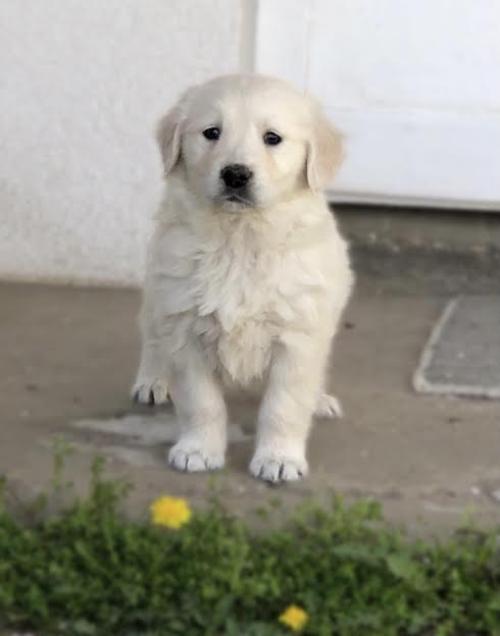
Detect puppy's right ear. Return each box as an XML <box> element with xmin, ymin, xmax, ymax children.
<box><xmin>156</xmin><ymin>88</ymin><xmax>192</xmax><ymax>177</ymax></box>
<box><xmin>306</xmin><ymin>106</ymin><xmax>344</xmax><ymax>191</ymax></box>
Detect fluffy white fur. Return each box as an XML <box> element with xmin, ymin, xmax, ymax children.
<box><xmin>132</xmin><ymin>75</ymin><xmax>353</xmax><ymax>482</ymax></box>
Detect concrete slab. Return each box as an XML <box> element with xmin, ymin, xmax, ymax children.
<box><xmin>414</xmin><ymin>296</ymin><xmax>500</xmax><ymax>398</ymax></box>
<box><xmin>1</xmin><ymin>281</ymin><xmax>500</xmax><ymax>536</ymax></box>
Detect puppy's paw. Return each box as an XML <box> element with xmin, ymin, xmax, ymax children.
<box><xmin>168</xmin><ymin>439</ymin><xmax>225</xmax><ymax>473</ymax></box>
<box><xmin>131</xmin><ymin>378</ymin><xmax>170</xmax><ymax>406</ymax></box>
<box><xmin>315</xmin><ymin>393</ymin><xmax>343</xmax><ymax>419</ymax></box>
<box><xmin>249</xmin><ymin>452</ymin><xmax>308</xmax><ymax>483</ymax></box>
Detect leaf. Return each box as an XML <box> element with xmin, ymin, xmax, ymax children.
<box><xmin>386</xmin><ymin>554</ymin><xmax>425</xmax><ymax>588</ymax></box>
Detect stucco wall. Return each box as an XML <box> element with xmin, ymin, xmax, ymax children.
<box><xmin>0</xmin><ymin>0</ymin><xmax>246</xmax><ymax>286</ymax></box>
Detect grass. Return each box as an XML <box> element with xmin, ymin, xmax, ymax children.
<box><xmin>1</xmin><ymin>451</ymin><xmax>500</xmax><ymax>635</ymax></box>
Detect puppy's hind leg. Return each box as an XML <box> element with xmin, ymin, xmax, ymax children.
<box><xmin>131</xmin><ymin>338</ymin><xmax>170</xmax><ymax>405</ymax></box>
<box><xmin>315</xmin><ymin>393</ymin><xmax>343</xmax><ymax>419</ymax></box>
<box><xmin>314</xmin><ymin>296</ymin><xmax>352</xmax><ymax>420</ymax></box>
<box><xmin>131</xmin><ymin>297</ymin><xmax>169</xmax><ymax>405</ymax></box>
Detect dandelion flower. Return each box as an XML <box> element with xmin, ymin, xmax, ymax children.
<box><xmin>279</xmin><ymin>605</ymin><xmax>309</xmax><ymax>632</ymax></box>
<box><xmin>150</xmin><ymin>496</ymin><xmax>192</xmax><ymax>529</ymax></box>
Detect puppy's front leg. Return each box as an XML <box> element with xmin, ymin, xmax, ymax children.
<box><xmin>167</xmin><ymin>345</ymin><xmax>227</xmax><ymax>472</ymax></box>
<box><xmin>250</xmin><ymin>337</ymin><xmax>326</xmax><ymax>483</ymax></box>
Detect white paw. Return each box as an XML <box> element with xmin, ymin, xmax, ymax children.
<box><xmin>168</xmin><ymin>439</ymin><xmax>225</xmax><ymax>473</ymax></box>
<box><xmin>249</xmin><ymin>453</ymin><xmax>308</xmax><ymax>483</ymax></box>
<box><xmin>131</xmin><ymin>378</ymin><xmax>170</xmax><ymax>405</ymax></box>
<box><xmin>315</xmin><ymin>393</ymin><xmax>343</xmax><ymax>419</ymax></box>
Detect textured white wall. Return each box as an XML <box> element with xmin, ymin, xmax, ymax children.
<box><xmin>0</xmin><ymin>0</ymin><xmax>245</xmax><ymax>286</ymax></box>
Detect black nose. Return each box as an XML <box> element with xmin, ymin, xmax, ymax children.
<box><xmin>220</xmin><ymin>164</ymin><xmax>253</xmax><ymax>189</ymax></box>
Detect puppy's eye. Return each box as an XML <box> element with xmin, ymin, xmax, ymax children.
<box><xmin>263</xmin><ymin>131</ymin><xmax>282</xmax><ymax>146</ymax></box>
<box><xmin>202</xmin><ymin>126</ymin><xmax>221</xmax><ymax>141</ymax></box>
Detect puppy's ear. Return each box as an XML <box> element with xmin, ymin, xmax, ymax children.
<box><xmin>306</xmin><ymin>108</ymin><xmax>344</xmax><ymax>191</ymax></box>
<box><xmin>156</xmin><ymin>88</ymin><xmax>193</xmax><ymax>177</ymax></box>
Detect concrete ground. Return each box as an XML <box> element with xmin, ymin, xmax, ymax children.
<box><xmin>1</xmin><ymin>271</ymin><xmax>500</xmax><ymax>536</ymax></box>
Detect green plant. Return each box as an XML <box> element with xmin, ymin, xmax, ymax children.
<box><xmin>1</xmin><ymin>454</ymin><xmax>500</xmax><ymax>635</ymax></box>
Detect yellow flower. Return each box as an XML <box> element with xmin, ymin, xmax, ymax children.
<box><xmin>279</xmin><ymin>605</ymin><xmax>309</xmax><ymax>632</ymax></box>
<box><xmin>150</xmin><ymin>496</ymin><xmax>192</xmax><ymax>529</ymax></box>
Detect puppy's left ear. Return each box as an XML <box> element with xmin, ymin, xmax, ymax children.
<box><xmin>306</xmin><ymin>108</ymin><xmax>344</xmax><ymax>191</ymax></box>
<box><xmin>156</xmin><ymin>107</ymin><xmax>183</xmax><ymax>177</ymax></box>
<box><xmin>156</xmin><ymin>87</ymin><xmax>193</xmax><ymax>177</ymax></box>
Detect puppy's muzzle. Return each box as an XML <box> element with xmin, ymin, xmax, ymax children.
<box><xmin>219</xmin><ymin>164</ymin><xmax>255</xmax><ymax>207</ymax></box>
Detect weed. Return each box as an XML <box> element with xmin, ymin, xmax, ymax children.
<box><xmin>1</xmin><ymin>455</ymin><xmax>500</xmax><ymax>635</ymax></box>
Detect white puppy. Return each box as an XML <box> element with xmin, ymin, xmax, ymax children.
<box><xmin>132</xmin><ymin>74</ymin><xmax>353</xmax><ymax>482</ymax></box>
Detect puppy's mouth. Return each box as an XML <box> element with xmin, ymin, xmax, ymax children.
<box><xmin>219</xmin><ymin>190</ymin><xmax>255</xmax><ymax>209</ymax></box>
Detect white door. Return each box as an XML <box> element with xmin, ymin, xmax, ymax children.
<box><xmin>255</xmin><ymin>0</ymin><xmax>500</xmax><ymax>210</ymax></box>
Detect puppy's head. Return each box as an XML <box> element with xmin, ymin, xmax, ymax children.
<box><xmin>157</xmin><ymin>74</ymin><xmax>343</xmax><ymax>211</ymax></box>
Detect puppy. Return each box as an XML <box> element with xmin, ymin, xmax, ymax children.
<box><xmin>132</xmin><ymin>74</ymin><xmax>353</xmax><ymax>482</ymax></box>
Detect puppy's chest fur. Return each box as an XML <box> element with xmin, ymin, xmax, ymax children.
<box><xmin>189</xmin><ymin>225</ymin><xmax>322</xmax><ymax>385</ymax></box>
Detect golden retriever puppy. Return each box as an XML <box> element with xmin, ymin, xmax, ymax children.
<box><xmin>132</xmin><ymin>74</ymin><xmax>353</xmax><ymax>482</ymax></box>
